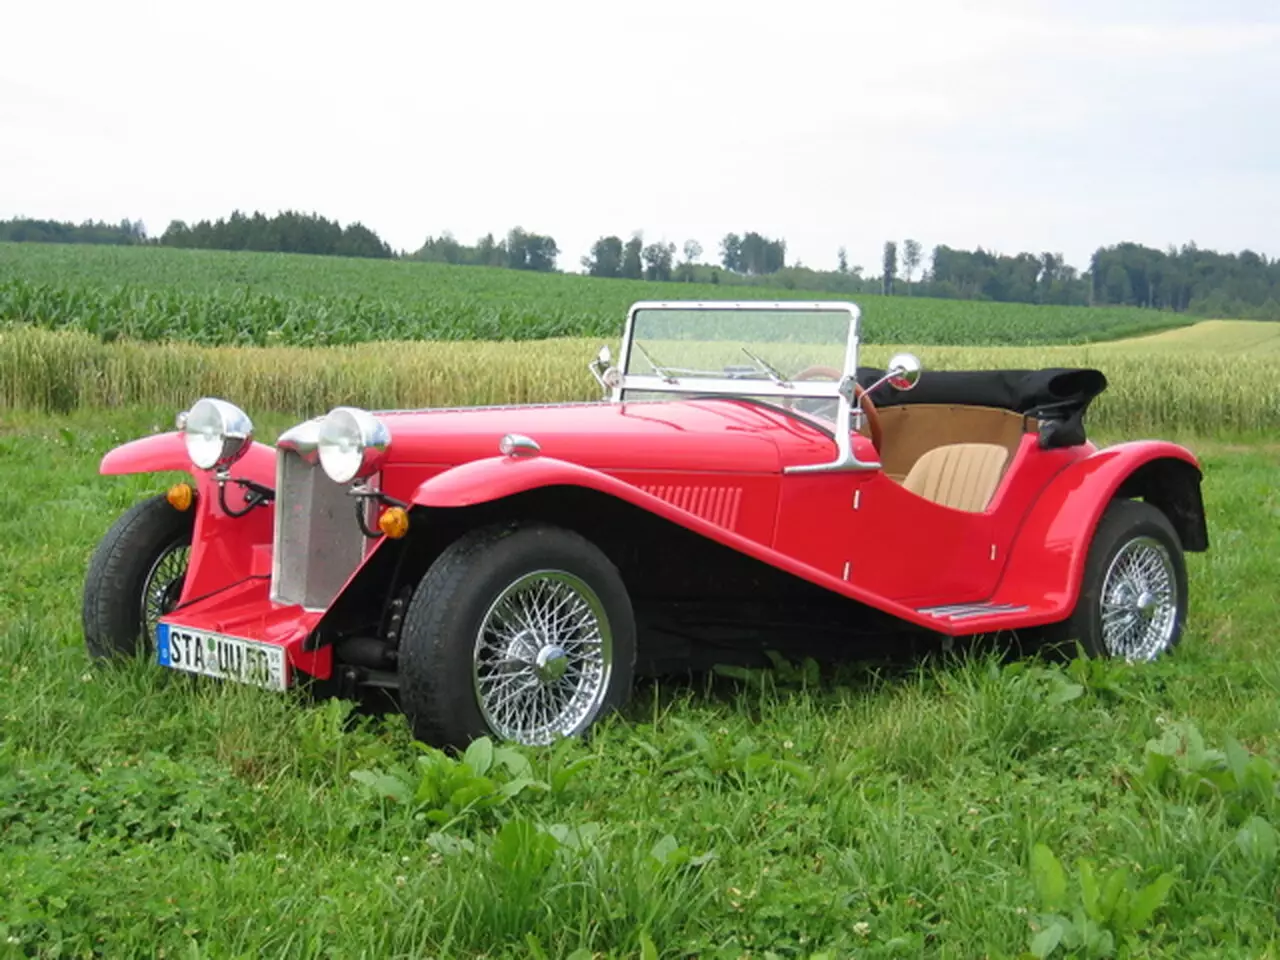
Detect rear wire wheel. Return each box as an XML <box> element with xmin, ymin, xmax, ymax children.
<box><xmin>399</xmin><ymin>523</ymin><xmax>636</xmax><ymax>749</ymax></box>
<box><xmin>1069</xmin><ymin>499</ymin><xmax>1187</xmax><ymax>661</ymax></box>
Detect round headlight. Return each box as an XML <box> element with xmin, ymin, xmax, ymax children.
<box><xmin>181</xmin><ymin>398</ymin><xmax>254</xmax><ymax>471</ymax></box>
<box><xmin>317</xmin><ymin>407</ymin><xmax>390</xmax><ymax>484</ymax></box>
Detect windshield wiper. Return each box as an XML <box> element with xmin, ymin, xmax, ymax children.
<box><xmin>740</xmin><ymin>347</ymin><xmax>792</xmax><ymax>386</ymax></box>
<box><xmin>633</xmin><ymin>342</ymin><xmax>678</xmax><ymax>383</ymax></box>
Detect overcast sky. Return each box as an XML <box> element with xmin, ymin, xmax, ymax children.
<box><xmin>2</xmin><ymin>0</ymin><xmax>1277</xmax><ymax>274</ymax></box>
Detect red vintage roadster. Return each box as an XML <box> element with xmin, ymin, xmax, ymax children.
<box><xmin>84</xmin><ymin>302</ymin><xmax>1207</xmax><ymax>747</ymax></box>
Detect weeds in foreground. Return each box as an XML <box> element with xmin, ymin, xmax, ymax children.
<box><xmin>0</xmin><ymin>416</ymin><xmax>1278</xmax><ymax>956</ymax></box>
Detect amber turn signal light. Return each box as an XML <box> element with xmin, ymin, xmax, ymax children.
<box><xmin>378</xmin><ymin>506</ymin><xmax>410</xmax><ymax>539</ymax></box>
<box><xmin>166</xmin><ymin>482</ymin><xmax>195</xmax><ymax>512</ymax></box>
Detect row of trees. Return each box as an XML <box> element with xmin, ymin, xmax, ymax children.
<box><xmin>0</xmin><ymin>218</ymin><xmax>147</xmax><ymax>245</ymax></box>
<box><xmin>4</xmin><ymin>215</ymin><xmax>1278</xmax><ymax>319</ymax></box>
<box><xmin>160</xmin><ymin>211</ymin><xmax>392</xmax><ymax>259</ymax></box>
<box><xmin>581</xmin><ymin>234</ymin><xmax>690</xmax><ymax>281</ymax></box>
<box><xmin>412</xmin><ymin>228</ymin><xmax>559</xmax><ymax>272</ymax></box>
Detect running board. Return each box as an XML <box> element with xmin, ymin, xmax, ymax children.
<box><xmin>917</xmin><ymin>602</ymin><xmax>1031</xmax><ymax>623</ymax></box>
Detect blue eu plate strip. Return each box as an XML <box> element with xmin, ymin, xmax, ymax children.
<box><xmin>156</xmin><ymin>623</ymin><xmax>171</xmax><ymax>666</ymax></box>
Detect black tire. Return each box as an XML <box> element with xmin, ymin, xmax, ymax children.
<box><xmin>1067</xmin><ymin>498</ymin><xmax>1187</xmax><ymax>660</ymax></box>
<box><xmin>399</xmin><ymin>522</ymin><xmax>637</xmax><ymax>749</ymax></box>
<box><xmin>83</xmin><ymin>493</ymin><xmax>194</xmax><ymax>661</ymax></box>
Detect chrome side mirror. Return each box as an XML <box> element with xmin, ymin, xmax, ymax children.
<box><xmin>885</xmin><ymin>352</ymin><xmax>922</xmax><ymax>391</ymax></box>
<box><xmin>589</xmin><ymin>345</ymin><xmax>621</xmax><ymax>395</ymax></box>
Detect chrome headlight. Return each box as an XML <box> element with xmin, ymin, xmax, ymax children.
<box><xmin>317</xmin><ymin>407</ymin><xmax>390</xmax><ymax>484</ymax></box>
<box><xmin>179</xmin><ymin>398</ymin><xmax>254</xmax><ymax>471</ymax></box>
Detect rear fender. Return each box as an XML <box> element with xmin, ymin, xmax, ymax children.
<box><xmin>990</xmin><ymin>441</ymin><xmax>1204</xmax><ymax>623</ymax></box>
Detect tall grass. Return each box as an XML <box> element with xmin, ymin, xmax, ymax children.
<box><xmin>3</xmin><ymin>326</ymin><xmax>1277</xmax><ymax>434</ymax></box>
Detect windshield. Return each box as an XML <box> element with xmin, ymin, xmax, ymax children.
<box><xmin>618</xmin><ymin>305</ymin><xmax>857</xmax><ymax>410</ymax></box>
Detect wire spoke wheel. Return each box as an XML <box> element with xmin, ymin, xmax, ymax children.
<box><xmin>473</xmin><ymin>570</ymin><xmax>613</xmax><ymax>745</ymax></box>
<box><xmin>1099</xmin><ymin>535</ymin><xmax>1178</xmax><ymax>661</ymax></box>
<box><xmin>140</xmin><ymin>542</ymin><xmax>189</xmax><ymax>647</ymax></box>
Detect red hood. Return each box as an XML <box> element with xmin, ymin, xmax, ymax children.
<box><xmin>373</xmin><ymin>399</ymin><xmax>834</xmax><ymax>473</ymax></box>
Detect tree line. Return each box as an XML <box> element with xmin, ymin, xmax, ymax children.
<box><xmin>3</xmin><ymin>214</ymin><xmax>1277</xmax><ymax>319</ymax></box>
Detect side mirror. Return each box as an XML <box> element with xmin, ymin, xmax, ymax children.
<box><xmin>589</xmin><ymin>345</ymin><xmax>621</xmax><ymax>394</ymax></box>
<box><xmin>885</xmin><ymin>352</ymin><xmax>922</xmax><ymax>391</ymax></box>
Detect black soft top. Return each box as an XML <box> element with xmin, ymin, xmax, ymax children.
<box><xmin>855</xmin><ymin>366</ymin><xmax>1108</xmax><ymax>448</ymax></box>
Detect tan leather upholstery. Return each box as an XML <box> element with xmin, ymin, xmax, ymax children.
<box><xmin>901</xmin><ymin>442</ymin><xmax>1010</xmax><ymax>512</ymax></box>
<box><xmin>872</xmin><ymin>404</ymin><xmax>1030</xmax><ymax>482</ymax></box>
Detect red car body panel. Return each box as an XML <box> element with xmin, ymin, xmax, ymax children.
<box><xmin>101</xmin><ymin>396</ymin><xmax>1202</xmax><ymax>681</ymax></box>
<box><xmin>985</xmin><ymin>441</ymin><xmax>1202</xmax><ymax>626</ymax></box>
<box><xmin>101</xmin><ymin>432</ymin><xmax>279</xmax><ymax>608</ymax></box>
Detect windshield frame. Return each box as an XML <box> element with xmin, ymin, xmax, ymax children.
<box><xmin>608</xmin><ymin>300</ymin><xmax>878</xmax><ymax>473</ymax></box>
<box><xmin>612</xmin><ymin>300</ymin><xmax>861</xmax><ymax>404</ymax></box>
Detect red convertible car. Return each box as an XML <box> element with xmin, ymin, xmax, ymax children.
<box><xmin>84</xmin><ymin>301</ymin><xmax>1207</xmax><ymax>747</ymax></box>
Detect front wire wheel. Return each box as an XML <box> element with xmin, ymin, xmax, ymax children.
<box><xmin>83</xmin><ymin>493</ymin><xmax>194</xmax><ymax>660</ymax></box>
<box><xmin>399</xmin><ymin>523</ymin><xmax>637</xmax><ymax>749</ymax></box>
<box><xmin>473</xmin><ymin>570</ymin><xmax>614</xmax><ymax>745</ymax></box>
<box><xmin>141</xmin><ymin>542</ymin><xmax>190</xmax><ymax>647</ymax></box>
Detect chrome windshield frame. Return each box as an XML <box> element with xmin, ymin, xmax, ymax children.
<box><xmin>612</xmin><ymin>300</ymin><xmax>879</xmax><ymax>472</ymax></box>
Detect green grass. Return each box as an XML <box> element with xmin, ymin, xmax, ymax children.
<box><xmin>0</xmin><ymin>243</ymin><xmax>1193</xmax><ymax>346</ymax></box>
<box><xmin>1</xmin><ymin>410</ymin><xmax>1279</xmax><ymax>957</ymax></box>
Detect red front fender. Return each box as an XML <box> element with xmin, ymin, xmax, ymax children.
<box><xmin>411</xmin><ymin>454</ymin><xmax>674</xmax><ymax>510</ymax></box>
<box><xmin>987</xmin><ymin>441</ymin><xmax>1203</xmax><ymax>625</ymax></box>
<box><xmin>100</xmin><ymin>431</ymin><xmax>277</xmax><ymax>488</ymax></box>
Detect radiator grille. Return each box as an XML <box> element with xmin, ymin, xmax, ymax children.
<box><xmin>270</xmin><ymin>450</ymin><xmax>372</xmax><ymax>610</ymax></box>
<box><xmin>640</xmin><ymin>485</ymin><xmax>743</xmax><ymax>530</ymax></box>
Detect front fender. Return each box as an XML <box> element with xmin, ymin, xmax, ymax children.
<box><xmin>989</xmin><ymin>441</ymin><xmax>1203</xmax><ymax>624</ymax></box>
<box><xmin>100</xmin><ymin>431</ymin><xmax>279</xmax><ymax>607</ymax></box>
<box><xmin>411</xmin><ymin>455</ymin><xmax>666</xmax><ymax>510</ymax></box>
<box><xmin>101</xmin><ymin>431</ymin><xmax>277</xmax><ymax>489</ymax></box>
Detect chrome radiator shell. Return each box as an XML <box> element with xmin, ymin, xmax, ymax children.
<box><xmin>270</xmin><ymin>449</ymin><xmax>373</xmax><ymax>610</ymax></box>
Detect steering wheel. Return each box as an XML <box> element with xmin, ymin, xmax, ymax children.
<box><xmin>792</xmin><ymin>365</ymin><xmax>883</xmax><ymax>455</ymax></box>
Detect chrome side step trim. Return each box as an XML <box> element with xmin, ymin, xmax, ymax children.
<box><xmin>917</xmin><ymin>602</ymin><xmax>1031</xmax><ymax>623</ymax></box>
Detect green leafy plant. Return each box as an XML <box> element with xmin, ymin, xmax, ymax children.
<box><xmin>1025</xmin><ymin>843</ymin><xmax>1176</xmax><ymax>958</ymax></box>
<box><xmin>349</xmin><ymin>736</ymin><xmax>545</xmax><ymax>826</ymax></box>
<box><xmin>1141</xmin><ymin>721</ymin><xmax>1278</xmax><ymax>823</ymax></box>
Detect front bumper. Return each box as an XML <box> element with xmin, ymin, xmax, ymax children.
<box><xmin>158</xmin><ymin>577</ymin><xmax>334</xmax><ymax>681</ymax></box>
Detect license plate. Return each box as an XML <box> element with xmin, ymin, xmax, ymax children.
<box><xmin>157</xmin><ymin>623</ymin><xmax>289</xmax><ymax>691</ymax></box>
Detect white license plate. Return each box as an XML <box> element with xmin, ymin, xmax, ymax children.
<box><xmin>157</xmin><ymin>623</ymin><xmax>289</xmax><ymax>691</ymax></box>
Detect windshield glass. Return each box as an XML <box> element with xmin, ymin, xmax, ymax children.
<box><xmin>621</xmin><ymin>306</ymin><xmax>854</xmax><ymax>404</ymax></box>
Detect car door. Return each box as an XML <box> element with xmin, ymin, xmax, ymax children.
<box><xmin>773</xmin><ymin>468</ymin><xmax>1005</xmax><ymax>606</ymax></box>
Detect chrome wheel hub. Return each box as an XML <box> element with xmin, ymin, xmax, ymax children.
<box><xmin>473</xmin><ymin>570</ymin><xmax>613</xmax><ymax>746</ymax></box>
<box><xmin>1100</xmin><ymin>536</ymin><xmax>1178</xmax><ymax>661</ymax></box>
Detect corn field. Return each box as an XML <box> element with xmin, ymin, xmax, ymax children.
<box><xmin>0</xmin><ymin>243</ymin><xmax>1186</xmax><ymax>346</ymax></box>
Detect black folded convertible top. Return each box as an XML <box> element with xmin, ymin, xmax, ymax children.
<box><xmin>855</xmin><ymin>367</ymin><xmax>1108</xmax><ymax>448</ymax></box>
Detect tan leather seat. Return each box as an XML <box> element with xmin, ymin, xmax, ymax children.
<box><xmin>901</xmin><ymin>442</ymin><xmax>1009</xmax><ymax>512</ymax></box>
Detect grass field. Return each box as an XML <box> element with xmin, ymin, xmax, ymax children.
<box><xmin>2</xmin><ymin>247</ymin><xmax>1278</xmax><ymax>956</ymax></box>
<box><xmin>0</xmin><ymin>243</ymin><xmax>1190</xmax><ymax>346</ymax></box>
<box><xmin>1</xmin><ymin>411</ymin><xmax>1279</xmax><ymax>957</ymax></box>
<box><xmin>3</xmin><ymin>321</ymin><xmax>1278</xmax><ymax>436</ymax></box>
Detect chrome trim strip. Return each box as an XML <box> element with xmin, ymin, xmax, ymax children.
<box><xmin>917</xmin><ymin>602</ymin><xmax>1031</xmax><ymax>622</ymax></box>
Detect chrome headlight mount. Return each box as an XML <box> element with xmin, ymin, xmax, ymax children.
<box><xmin>178</xmin><ymin>398</ymin><xmax>254</xmax><ymax>471</ymax></box>
<box><xmin>317</xmin><ymin>407</ymin><xmax>391</xmax><ymax>484</ymax></box>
